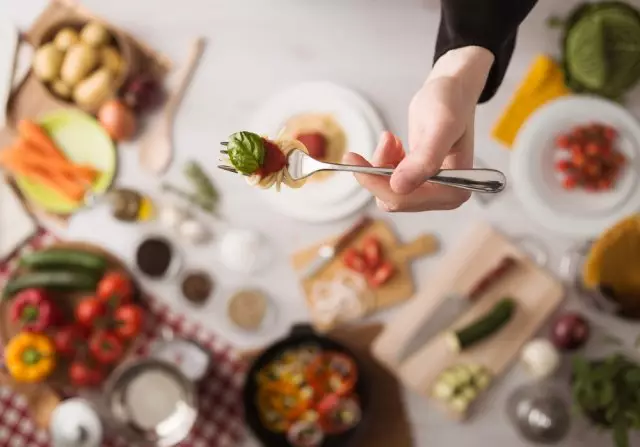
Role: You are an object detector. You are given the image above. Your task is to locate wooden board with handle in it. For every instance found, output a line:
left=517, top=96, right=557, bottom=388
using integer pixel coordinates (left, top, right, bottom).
left=0, top=0, right=172, bottom=224
left=372, top=222, right=565, bottom=420
left=291, top=219, right=439, bottom=330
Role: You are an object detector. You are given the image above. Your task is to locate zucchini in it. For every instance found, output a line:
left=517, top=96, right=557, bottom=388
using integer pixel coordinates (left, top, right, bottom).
left=19, top=249, right=107, bottom=274
left=3, top=271, right=99, bottom=299
left=448, top=298, right=516, bottom=352
left=432, top=363, right=494, bottom=414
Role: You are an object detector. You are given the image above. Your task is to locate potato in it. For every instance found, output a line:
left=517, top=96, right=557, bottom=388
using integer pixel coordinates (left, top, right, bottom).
left=80, top=21, right=111, bottom=47
left=53, top=27, right=79, bottom=52
left=73, top=68, right=113, bottom=108
left=33, top=43, right=64, bottom=82
left=60, top=43, right=98, bottom=86
left=100, top=46, right=123, bottom=75
left=50, top=80, right=72, bottom=99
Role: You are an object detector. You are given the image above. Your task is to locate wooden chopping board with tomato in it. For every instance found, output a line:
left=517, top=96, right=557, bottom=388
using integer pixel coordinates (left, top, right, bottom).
left=0, top=242, right=145, bottom=393
left=291, top=218, right=439, bottom=331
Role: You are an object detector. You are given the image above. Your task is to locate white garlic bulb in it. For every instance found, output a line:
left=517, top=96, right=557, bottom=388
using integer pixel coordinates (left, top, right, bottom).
left=178, top=219, right=211, bottom=244
left=521, top=338, right=560, bottom=380
left=159, top=202, right=190, bottom=229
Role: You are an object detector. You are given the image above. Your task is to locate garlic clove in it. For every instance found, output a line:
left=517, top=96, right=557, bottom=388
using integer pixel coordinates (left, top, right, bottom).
left=178, top=219, right=211, bottom=244
left=159, top=202, right=190, bottom=229
left=520, top=338, right=560, bottom=380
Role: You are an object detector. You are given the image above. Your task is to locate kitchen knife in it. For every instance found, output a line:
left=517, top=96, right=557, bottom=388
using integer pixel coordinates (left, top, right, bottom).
left=301, top=215, right=373, bottom=280
left=396, top=256, right=517, bottom=362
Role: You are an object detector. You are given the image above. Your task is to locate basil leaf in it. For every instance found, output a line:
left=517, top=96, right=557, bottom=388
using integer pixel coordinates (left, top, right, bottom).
left=226, top=131, right=265, bottom=175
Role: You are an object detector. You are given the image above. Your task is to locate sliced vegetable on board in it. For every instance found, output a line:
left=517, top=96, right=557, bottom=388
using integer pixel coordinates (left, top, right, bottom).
left=447, top=298, right=516, bottom=352
left=432, top=364, right=493, bottom=414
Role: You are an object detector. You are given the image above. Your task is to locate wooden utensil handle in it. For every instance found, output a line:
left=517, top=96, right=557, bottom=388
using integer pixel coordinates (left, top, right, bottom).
left=165, top=37, right=206, bottom=121
left=396, top=234, right=439, bottom=260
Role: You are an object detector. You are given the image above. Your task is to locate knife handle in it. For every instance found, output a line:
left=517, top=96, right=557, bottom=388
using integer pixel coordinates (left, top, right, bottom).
left=333, top=215, right=373, bottom=251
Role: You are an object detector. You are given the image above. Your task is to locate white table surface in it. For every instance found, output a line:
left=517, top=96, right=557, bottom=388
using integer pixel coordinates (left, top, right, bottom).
left=4, top=1, right=640, bottom=446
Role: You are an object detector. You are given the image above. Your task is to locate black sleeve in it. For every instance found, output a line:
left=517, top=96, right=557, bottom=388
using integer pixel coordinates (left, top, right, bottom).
left=434, top=0, right=538, bottom=103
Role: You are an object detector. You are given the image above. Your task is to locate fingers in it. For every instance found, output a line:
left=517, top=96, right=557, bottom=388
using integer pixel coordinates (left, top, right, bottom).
left=390, top=77, right=466, bottom=195
left=372, top=131, right=405, bottom=167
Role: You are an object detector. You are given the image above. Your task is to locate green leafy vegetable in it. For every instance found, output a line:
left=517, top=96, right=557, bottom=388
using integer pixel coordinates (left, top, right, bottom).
left=160, top=161, right=220, bottom=216
left=226, top=131, right=265, bottom=175
left=572, top=354, right=640, bottom=447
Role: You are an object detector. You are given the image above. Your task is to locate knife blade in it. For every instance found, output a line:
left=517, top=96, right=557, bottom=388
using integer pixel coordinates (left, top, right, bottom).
left=396, top=256, right=517, bottom=362
left=301, top=215, right=373, bottom=279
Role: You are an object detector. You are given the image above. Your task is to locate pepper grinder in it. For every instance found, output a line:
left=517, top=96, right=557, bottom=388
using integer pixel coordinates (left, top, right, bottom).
left=506, top=382, right=571, bottom=445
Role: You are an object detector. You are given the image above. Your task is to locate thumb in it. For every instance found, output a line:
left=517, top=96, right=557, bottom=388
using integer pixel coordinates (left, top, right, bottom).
left=390, top=114, right=460, bottom=195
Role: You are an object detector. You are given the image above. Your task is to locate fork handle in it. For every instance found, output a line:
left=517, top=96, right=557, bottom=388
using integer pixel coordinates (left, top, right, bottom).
left=327, top=165, right=506, bottom=193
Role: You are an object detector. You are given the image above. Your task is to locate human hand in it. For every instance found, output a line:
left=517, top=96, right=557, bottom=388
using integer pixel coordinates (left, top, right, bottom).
left=344, top=46, right=494, bottom=212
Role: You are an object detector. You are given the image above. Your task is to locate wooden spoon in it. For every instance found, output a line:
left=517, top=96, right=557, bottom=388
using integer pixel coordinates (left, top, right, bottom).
left=138, top=37, right=206, bottom=175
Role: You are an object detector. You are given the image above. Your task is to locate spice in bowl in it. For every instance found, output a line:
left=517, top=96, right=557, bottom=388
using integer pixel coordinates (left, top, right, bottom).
left=135, top=236, right=177, bottom=279
left=227, top=289, right=269, bottom=331
left=180, top=271, right=214, bottom=305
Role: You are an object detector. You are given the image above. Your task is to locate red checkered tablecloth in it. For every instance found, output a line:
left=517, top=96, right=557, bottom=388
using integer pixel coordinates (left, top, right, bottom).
left=0, top=231, right=248, bottom=447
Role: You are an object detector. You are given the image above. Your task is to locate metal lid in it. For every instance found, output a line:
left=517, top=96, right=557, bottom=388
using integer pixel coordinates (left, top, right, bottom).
left=105, top=359, right=197, bottom=446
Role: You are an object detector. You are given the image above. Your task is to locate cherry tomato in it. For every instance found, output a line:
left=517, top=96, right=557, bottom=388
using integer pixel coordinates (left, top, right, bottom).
left=89, top=331, right=124, bottom=365
left=113, top=304, right=144, bottom=340
left=343, top=248, right=367, bottom=273
left=54, top=325, right=87, bottom=358
left=572, top=151, right=586, bottom=167
left=603, top=126, right=617, bottom=141
left=562, top=176, right=578, bottom=190
left=361, top=237, right=382, bottom=269
left=554, top=160, right=572, bottom=173
left=555, top=134, right=571, bottom=149
left=367, top=262, right=395, bottom=288
left=97, top=271, right=134, bottom=307
left=585, top=143, right=601, bottom=157
left=75, top=297, right=106, bottom=327
left=69, top=361, right=104, bottom=387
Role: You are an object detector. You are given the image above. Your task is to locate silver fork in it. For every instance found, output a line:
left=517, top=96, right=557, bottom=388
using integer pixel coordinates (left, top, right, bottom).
left=218, top=147, right=507, bottom=193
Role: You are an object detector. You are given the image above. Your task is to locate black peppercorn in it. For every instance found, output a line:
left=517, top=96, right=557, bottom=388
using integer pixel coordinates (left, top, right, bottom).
left=136, top=237, right=173, bottom=278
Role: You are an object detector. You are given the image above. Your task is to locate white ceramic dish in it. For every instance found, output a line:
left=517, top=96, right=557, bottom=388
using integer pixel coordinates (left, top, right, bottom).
left=250, top=82, right=385, bottom=222
left=511, top=96, right=640, bottom=237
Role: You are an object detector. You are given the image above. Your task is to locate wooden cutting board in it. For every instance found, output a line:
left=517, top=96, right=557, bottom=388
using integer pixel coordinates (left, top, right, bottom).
left=0, top=0, right=172, bottom=225
left=372, top=222, right=565, bottom=420
left=291, top=219, right=439, bottom=330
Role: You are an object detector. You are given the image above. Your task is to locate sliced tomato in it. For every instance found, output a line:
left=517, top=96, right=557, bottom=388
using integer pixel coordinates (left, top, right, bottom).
left=361, top=236, right=382, bottom=269
left=555, top=134, right=571, bottom=149
left=343, top=248, right=367, bottom=273
left=367, top=262, right=395, bottom=288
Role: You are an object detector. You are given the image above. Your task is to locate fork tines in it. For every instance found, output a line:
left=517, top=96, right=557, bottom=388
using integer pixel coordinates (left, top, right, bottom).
left=218, top=142, right=238, bottom=174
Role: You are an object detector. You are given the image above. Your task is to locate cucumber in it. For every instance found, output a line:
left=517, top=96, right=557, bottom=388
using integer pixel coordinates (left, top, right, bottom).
left=3, top=271, right=99, bottom=299
left=449, top=298, right=516, bottom=352
left=19, top=249, right=107, bottom=274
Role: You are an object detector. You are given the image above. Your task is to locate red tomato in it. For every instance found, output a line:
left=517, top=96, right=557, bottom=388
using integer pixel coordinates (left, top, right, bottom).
left=361, top=237, right=382, bottom=269
left=562, top=176, right=578, bottom=190
left=75, top=297, right=106, bottom=327
left=97, top=271, right=134, bottom=307
left=54, top=325, right=87, bottom=358
left=554, top=160, right=572, bottom=173
left=367, top=262, right=395, bottom=288
left=572, top=151, right=586, bottom=167
left=343, top=248, right=367, bottom=273
left=603, top=126, right=617, bottom=141
left=585, top=143, right=601, bottom=157
left=114, top=304, right=144, bottom=340
left=89, top=331, right=124, bottom=365
left=555, top=134, right=571, bottom=149
left=584, top=162, right=601, bottom=177
left=69, top=361, right=104, bottom=387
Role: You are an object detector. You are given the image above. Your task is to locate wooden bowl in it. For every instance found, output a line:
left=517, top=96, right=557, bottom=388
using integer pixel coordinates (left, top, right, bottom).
left=33, top=18, right=136, bottom=114
left=0, top=242, right=143, bottom=389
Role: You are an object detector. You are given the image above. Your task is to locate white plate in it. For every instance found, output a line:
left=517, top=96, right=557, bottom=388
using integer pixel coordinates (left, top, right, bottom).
left=250, top=82, right=385, bottom=222
left=512, top=96, right=640, bottom=237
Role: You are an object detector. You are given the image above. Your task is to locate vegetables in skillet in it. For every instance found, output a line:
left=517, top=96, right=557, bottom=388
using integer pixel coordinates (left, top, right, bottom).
left=255, top=346, right=362, bottom=438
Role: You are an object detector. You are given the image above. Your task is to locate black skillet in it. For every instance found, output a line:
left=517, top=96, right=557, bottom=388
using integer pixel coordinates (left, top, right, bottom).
left=243, top=324, right=370, bottom=447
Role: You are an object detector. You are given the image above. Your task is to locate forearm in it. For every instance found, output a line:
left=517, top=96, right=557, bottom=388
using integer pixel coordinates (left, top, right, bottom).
left=434, top=0, right=538, bottom=103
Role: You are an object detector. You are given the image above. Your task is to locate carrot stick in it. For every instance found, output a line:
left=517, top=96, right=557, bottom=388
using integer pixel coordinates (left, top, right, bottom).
left=13, top=140, right=98, bottom=183
left=17, top=120, right=66, bottom=161
left=2, top=157, right=84, bottom=201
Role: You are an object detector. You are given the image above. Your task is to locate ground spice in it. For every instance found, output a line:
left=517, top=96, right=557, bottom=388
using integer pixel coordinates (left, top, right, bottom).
left=136, top=237, right=173, bottom=278
left=180, top=271, right=213, bottom=304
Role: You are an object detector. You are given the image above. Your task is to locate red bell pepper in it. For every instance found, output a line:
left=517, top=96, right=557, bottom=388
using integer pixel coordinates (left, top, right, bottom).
left=9, top=288, right=58, bottom=332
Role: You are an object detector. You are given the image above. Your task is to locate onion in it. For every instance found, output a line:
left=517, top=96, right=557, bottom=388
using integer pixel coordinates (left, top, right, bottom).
left=97, top=99, right=136, bottom=141
left=551, top=312, right=590, bottom=351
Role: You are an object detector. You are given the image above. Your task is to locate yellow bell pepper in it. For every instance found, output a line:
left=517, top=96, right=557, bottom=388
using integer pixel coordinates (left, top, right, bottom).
left=4, top=332, right=56, bottom=383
